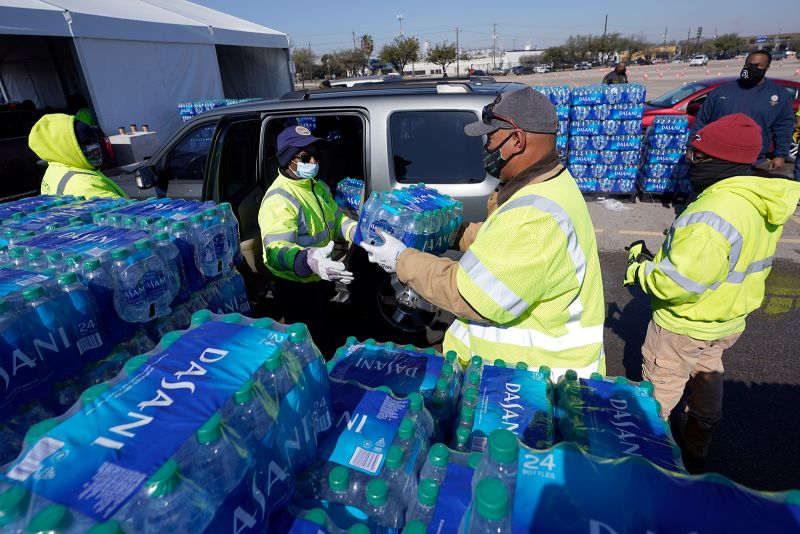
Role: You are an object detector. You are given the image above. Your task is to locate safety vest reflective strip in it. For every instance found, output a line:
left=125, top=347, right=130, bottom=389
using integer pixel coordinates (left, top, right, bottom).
left=645, top=210, right=774, bottom=294
left=262, top=189, right=333, bottom=248
left=56, top=170, right=127, bottom=198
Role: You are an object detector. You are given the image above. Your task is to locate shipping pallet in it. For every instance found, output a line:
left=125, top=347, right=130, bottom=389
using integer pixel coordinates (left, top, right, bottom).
left=582, top=191, right=638, bottom=203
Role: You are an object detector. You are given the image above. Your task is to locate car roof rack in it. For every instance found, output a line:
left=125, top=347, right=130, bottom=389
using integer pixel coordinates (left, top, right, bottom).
left=279, top=76, right=498, bottom=100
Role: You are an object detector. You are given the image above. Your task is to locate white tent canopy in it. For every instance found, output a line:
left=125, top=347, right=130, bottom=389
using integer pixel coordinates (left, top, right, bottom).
left=0, top=0, right=292, bottom=138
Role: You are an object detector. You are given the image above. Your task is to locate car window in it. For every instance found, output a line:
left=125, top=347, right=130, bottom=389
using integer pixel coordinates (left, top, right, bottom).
left=780, top=84, right=798, bottom=102
left=389, top=110, right=485, bottom=184
left=163, top=123, right=216, bottom=181
left=648, top=82, right=707, bottom=108
left=216, top=119, right=261, bottom=201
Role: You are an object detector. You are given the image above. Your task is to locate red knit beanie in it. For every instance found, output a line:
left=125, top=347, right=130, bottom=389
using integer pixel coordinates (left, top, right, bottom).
left=690, top=113, right=763, bottom=164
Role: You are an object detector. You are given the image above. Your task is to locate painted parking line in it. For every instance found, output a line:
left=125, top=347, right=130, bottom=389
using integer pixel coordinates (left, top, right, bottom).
left=617, top=230, right=666, bottom=237
left=781, top=238, right=800, bottom=244
left=791, top=215, right=800, bottom=226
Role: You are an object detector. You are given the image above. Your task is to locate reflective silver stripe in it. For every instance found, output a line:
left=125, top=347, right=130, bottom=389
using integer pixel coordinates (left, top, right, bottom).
left=644, top=261, right=656, bottom=278
left=668, top=211, right=742, bottom=271
left=338, top=217, right=356, bottom=240
left=277, top=247, right=293, bottom=270
left=656, top=255, right=774, bottom=294
left=459, top=250, right=528, bottom=317
left=263, top=231, right=296, bottom=244
left=447, top=319, right=472, bottom=348
left=498, top=194, right=587, bottom=286
left=265, top=189, right=308, bottom=235
left=723, top=256, right=773, bottom=284
left=465, top=320, right=604, bottom=353
left=297, top=227, right=330, bottom=247
left=56, top=171, right=93, bottom=195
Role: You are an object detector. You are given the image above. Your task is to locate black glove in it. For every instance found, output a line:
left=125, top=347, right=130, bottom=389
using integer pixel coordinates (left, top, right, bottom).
left=625, top=240, right=654, bottom=263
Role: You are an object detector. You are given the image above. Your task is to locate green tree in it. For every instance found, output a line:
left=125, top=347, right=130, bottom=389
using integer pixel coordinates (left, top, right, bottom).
left=519, top=54, right=539, bottom=67
left=713, top=33, right=745, bottom=54
left=427, top=41, right=457, bottom=73
left=541, top=46, right=568, bottom=66
left=334, top=48, right=369, bottom=76
left=379, top=36, right=420, bottom=73
left=360, top=34, right=375, bottom=57
left=292, top=47, right=317, bottom=83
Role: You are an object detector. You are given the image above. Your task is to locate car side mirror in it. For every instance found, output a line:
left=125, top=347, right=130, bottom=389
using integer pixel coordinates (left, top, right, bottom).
left=135, top=165, right=158, bottom=190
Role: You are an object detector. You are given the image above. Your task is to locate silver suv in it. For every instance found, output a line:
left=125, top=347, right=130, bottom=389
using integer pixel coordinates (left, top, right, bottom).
left=132, top=78, right=527, bottom=342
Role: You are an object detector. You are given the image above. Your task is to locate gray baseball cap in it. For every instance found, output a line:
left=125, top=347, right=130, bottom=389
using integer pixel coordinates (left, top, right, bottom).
left=464, top=87, right=559, bottom=137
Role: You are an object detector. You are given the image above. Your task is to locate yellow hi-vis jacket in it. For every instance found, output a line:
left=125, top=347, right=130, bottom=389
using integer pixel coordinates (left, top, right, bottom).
left=444, top=169, right=606, bottom=378
left=29, top=114, right=127, bottom=199
left=258, top=172, right=357, bottom=282
left=634, top=176, right=800, bottom=340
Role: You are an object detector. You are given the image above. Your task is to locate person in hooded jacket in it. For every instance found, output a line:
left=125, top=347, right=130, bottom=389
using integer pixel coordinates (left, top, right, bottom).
left=624, top=113, right=800, bottom=470
left=29, top=113, right=128, bottom=199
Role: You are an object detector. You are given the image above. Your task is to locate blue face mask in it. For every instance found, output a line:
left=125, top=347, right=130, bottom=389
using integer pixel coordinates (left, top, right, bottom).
left=294, top=161, right=319, bottom=179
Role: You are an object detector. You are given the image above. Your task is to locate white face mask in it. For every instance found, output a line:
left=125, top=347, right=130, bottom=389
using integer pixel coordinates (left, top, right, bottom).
left=294, top=161, right=319, bottom=179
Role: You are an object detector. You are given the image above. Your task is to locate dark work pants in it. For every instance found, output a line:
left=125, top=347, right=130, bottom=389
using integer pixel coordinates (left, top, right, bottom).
left=272, top=277, right=336, bottom=359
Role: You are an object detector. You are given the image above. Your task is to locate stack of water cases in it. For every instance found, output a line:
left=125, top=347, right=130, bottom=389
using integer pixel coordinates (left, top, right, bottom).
left=0, top=196, right=250, bottom=466
left=639, top=115, right=692, bottom=195
left=531, top=86, right=571, bottom=163
left=356, top=184, right=463, bottom=254
left=568, top=84, right=646, bottom=193
left=334, top=178, right=365, bottom=213
left=177, top=98, right=259, bottom=122
left=0, top=313, right=333, bottom=534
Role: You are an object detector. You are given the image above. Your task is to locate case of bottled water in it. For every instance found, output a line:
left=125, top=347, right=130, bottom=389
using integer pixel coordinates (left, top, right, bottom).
left=355, top=184, right=463, bottom=254
left=177, top=98, right=259, bottom=122
left=638, top=116, right=692, bottom=195
left=0, top=313, right=331, bottom=534
left=334, top=178, right=365, bottom=213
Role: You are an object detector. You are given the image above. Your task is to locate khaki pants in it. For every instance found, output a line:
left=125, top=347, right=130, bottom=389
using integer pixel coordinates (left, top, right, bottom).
left=641, top=320, right=741, bottom=458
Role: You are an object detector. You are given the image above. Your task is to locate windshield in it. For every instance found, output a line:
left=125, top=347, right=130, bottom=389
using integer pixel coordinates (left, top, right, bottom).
left=647, top=82, right=708, bottom=108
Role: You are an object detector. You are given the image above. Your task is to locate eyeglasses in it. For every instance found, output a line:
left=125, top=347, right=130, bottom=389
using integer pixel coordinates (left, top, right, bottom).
left=482, top=94, right=522, bottom=131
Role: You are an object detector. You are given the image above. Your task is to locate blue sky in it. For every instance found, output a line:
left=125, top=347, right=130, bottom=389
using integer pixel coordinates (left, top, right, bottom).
left=195, top=0, right=796, bottom=53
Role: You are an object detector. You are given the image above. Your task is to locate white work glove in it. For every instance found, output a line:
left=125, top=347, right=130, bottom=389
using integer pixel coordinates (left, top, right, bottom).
left=360, top=230, right=407, bottom=273
left=307, top=242, right=354, bottom=284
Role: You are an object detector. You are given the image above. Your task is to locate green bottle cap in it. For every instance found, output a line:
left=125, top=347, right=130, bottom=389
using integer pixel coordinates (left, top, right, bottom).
left=440, top=365, right=453, bottom=378
left=22, top=285, right=46, bottom=301
left=233, top=379, right=255, bottom=404
left=435, top=378, right=448, bottom=394
left=346, top=524, right=371, bottom=534
left=287, top=323, right=308, bottom=342
left=252, top=318, right=273, bottom=329
left=475, top=478, right=509, bottom=521
left=345, top=336, right=358, bottom=346
left=445, top=351, right=457, bottom=363
left=219, top=202, right=232, bottom=210
left=172, top=221, right=186, bottom=230
left=196, top=412, right=222, bottom=444
left=203, top=208, right=217, bottom=217
left=111, top=248, right=129, bottom=261
left=263, top=352, right=282, bottom=372
left=614, top=376, right=628, bottom=385
left=83, top=258, right=101, bottom=271
left=468, top=371, right=481, bottom=386
left=493, top=359, right=506, bottom=368
left=222, top=313, right=243, bottom=324
left=123, top=355, right=149, bottom=375
left=146, top=459, right=180, bottom=497
left=304, top=508, right=327, bottom=526
left=57, top=271, right=79, bottom=285
left=24, top=418, right=59, bottom=444
left=417, top=478, right=439, bottom=507
left=408, top=392, right=423, bottom=413
left=328, top=466, right=350, bottom=492
left=385, top=445, right=404, bottom=469
left=81, top=383, right=110, bottom=405
left=470, top=356, right=482, bottom=368
left=468, top=451, right=482, bottom=469
left=461, top=406, right=475, bottom=423
left=160, top=331, right=183, bottom=349
left=384, top=341, right=396, bottom=351
left=564, top=369, right=578, bottom=382
left=153, top=231, right=169, bottom=241
left=25, top=250, right=42, bottom=259
left=0, top=486, right=29, bottom=526
left=539, top=365, right=551, bottom=381
left=191, top=309, right=212, bottom=325
left=86, top=520, right=124, bottom=534
left=464, top=387, right=478, bottom=405
left=364, top=338, right=377, bottom=347
left=639, top=380, right=655, bottom=396
left=516, top=361, right=528, bottom=371
left=366, top=479, right=388, bottom=507
left=456, top=426, right=471, bottom=446
left=26, top=504, right=72, bottom=533
left=589, top=372, right=604, bottom=381
left=488, top=429, right=519, bottom=465
left=398, top=417, right=414, bottom=439
left=133, top=239, right=151, bottom=251
left=428, top=443, right=450, bottom=468
left=189, top=214, right=203, bottom=223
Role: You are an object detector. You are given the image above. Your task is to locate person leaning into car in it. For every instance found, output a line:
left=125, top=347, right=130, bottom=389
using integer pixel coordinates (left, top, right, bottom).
left=257, top=125, right=358, bottom=354
left=690, top=50, right=795, bottom=177
left=602, top=62, right=628, bottom=84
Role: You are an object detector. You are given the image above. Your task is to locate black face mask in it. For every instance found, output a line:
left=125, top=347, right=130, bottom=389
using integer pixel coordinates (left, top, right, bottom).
left=739, top=64, right=767, bottom=87
left=483, top=132, right=516, bottom=178
left=688, top=158, right=751, bottom=194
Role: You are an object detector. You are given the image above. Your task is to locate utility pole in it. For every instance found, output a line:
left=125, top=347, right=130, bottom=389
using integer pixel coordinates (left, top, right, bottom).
left=686, top=27, right=691, bottom=61
left=663, top=27, right=667, bottom=56
left=352, top=31, right=357, bottom=50
left=512, top=38, right=517, bottom=50
left=492, top=23, right=497, bottom=69
left=602, top=14, right=608, bottom=63
left=396, top=14, right=404, bottom=37
left=455, top=27, right=460, bottom=77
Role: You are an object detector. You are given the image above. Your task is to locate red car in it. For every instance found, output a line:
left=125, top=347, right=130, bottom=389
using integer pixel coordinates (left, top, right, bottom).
left=642, top=77, right=800, bottom=129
